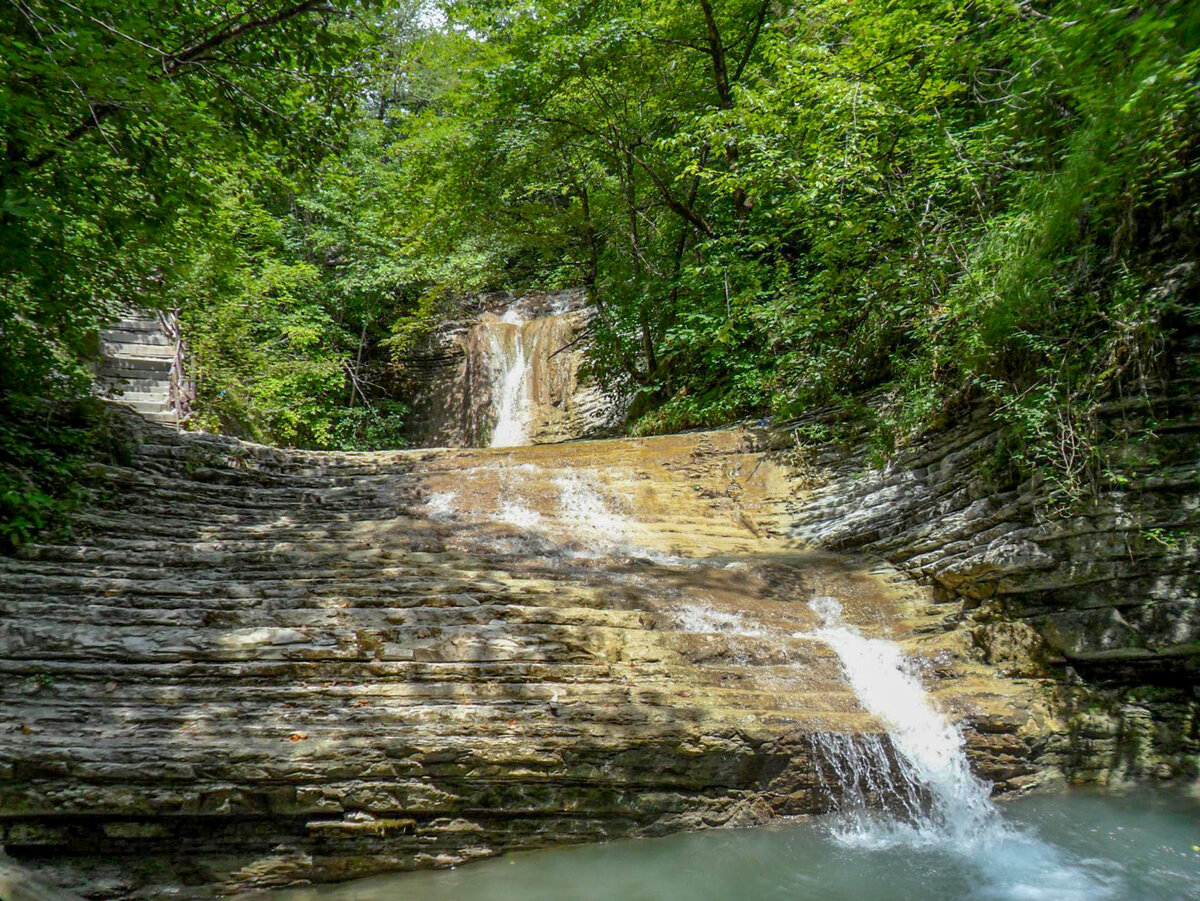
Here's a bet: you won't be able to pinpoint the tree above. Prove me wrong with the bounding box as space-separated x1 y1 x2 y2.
1 1 371 397
0 1 376 543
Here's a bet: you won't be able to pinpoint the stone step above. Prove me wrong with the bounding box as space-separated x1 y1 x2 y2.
97 358 173 376
109 317 163 331
95 377 172 393
100 329 173 346
108 399 172 415
99 341 175 359
139 411 181 425
104 390 172 404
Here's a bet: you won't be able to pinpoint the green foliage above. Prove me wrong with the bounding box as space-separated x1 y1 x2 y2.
4 0 1197 502
375 0 1197 488
1 2 380 542
1 1 371 379
173 119 422 448
0 394 128 551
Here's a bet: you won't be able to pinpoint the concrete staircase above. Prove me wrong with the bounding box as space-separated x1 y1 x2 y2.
94 313 185 426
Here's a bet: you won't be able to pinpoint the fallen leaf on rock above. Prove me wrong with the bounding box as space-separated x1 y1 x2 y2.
20 724 32 734
288 732 309 741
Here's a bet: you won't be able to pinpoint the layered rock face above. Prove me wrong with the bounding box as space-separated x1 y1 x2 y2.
780 358 1199 780
0 418 1054 899
398 291 622 447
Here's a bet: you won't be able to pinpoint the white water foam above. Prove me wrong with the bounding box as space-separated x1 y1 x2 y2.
800 595 1119 900
497 501 542 529
422 491 458 521
553 471 632 553
806 595 996 845
674 603 764 637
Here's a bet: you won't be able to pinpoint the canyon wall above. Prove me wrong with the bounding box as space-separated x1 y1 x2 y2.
2 293 1195 899
775 345 1199 781
0 415 1060 900
398 290 622 447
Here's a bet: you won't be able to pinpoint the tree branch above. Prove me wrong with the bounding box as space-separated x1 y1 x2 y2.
163 0 334 75
528 113 716 238
697 0 731 110
22 1 339 172
732 0 770 82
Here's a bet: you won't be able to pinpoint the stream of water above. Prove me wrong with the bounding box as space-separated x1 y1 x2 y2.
252 314 1200 901
488 308 531 447
799 596 1122 900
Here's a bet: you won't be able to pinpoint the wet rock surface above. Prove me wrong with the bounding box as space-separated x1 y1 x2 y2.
780 372 1200 779
397 291 621 448
0 417 1054 899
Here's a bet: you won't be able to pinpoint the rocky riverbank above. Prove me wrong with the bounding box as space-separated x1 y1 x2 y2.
776 364 1199 782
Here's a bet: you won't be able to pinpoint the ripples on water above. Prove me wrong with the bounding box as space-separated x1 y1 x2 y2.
247 788 1199 901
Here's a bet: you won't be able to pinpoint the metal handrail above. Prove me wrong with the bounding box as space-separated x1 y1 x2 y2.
157 308 194 426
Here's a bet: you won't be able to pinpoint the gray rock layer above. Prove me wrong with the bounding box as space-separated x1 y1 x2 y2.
779 369 1199 779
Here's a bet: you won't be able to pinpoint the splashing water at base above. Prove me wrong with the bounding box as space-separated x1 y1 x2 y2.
799 596 1119 900
804 595 996 846
244 788 1198 901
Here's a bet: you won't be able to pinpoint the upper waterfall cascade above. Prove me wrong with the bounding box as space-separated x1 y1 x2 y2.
400 290 622 448
477 295 609 447
487 307 534 447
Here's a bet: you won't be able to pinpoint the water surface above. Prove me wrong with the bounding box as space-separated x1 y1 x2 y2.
252 788 1199 901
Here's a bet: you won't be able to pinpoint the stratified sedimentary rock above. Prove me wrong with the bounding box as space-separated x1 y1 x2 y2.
0 416 1054 899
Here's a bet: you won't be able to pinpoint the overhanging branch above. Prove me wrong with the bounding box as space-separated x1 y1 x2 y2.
23 1 340 172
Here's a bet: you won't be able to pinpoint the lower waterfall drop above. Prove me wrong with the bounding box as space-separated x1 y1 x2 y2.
802 595 1118 901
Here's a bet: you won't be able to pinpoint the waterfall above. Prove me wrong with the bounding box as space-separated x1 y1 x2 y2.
802 596 1117 900
803 595 996 845
488 309 531 447
411 291 619 449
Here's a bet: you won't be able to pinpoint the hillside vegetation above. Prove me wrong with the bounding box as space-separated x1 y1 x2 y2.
2 1 1197 540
